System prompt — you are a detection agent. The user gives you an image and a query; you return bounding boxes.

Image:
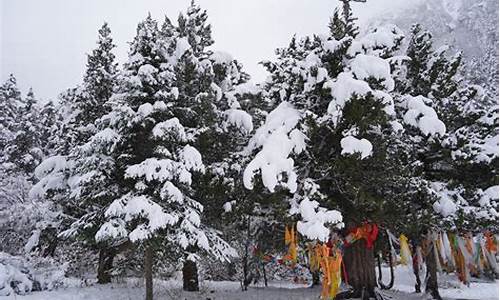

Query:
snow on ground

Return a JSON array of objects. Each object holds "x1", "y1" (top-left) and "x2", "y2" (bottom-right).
[
  {"x1": 380, "y1": 266, "x2": 499, "y2": 300},
  {"x1": 8, "y1": 266, "x2": 499, "y2": 300}
]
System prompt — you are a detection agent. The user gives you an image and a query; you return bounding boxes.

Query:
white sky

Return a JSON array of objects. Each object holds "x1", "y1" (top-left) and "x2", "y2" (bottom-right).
[{"x1": 0, "y1": 0, "x2": 417, "y2": 101}]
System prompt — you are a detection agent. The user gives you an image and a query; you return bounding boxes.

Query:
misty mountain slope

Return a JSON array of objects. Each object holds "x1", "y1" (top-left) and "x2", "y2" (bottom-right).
[{"x1": 370, "y1": 0, "x2": 498, "y2": 100}]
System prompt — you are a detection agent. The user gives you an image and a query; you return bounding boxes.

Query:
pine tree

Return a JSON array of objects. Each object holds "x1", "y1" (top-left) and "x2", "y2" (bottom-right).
[
  {"x1": 38, "y1": 100, "x2": 60, "y2": 156},
  {"x1": 0, "y1": 76, "x2": 41, "y2": 205},
  {"x1": 57, "y1": 22, "x2": 118, "y2": 153},
  {"x1": 31, "y1": 22, "x2": 119, "y2": 283},
  {"x1": 0, "y1": 74, "x2": 22, "y2": 156},
  {"x1": 158, "y1": 2, "x2": 256, "y2": 290},
  {"x1": 4, "y1": 88, "x2": 43, "y2": 181},
  {"x1": 244, "y1": 6, "x2": 409, "y2": 296},
  {"x1": 177, "y1": 0, "x2": 214, "y2": 56},
  {"x1": 52, "y1": 10, "x2": 238, "y2": 296},
  {"x1": 390, "y1": 23, "x2": 498, "y2": 296}
]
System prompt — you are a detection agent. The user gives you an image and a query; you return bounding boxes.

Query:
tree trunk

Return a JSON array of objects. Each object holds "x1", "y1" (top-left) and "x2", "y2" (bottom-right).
[
  {"x1": 182, "y1": 259, "x2": 199, "y2": 291},
  {"x1": 413, "y1": 255, "x2": 422, "y2": 293},
  {"x1": 145, "y1": 245, "x2": 153, "y2": 300},
  {"x1": 412, "y1": 244, "x2": 422, "y2": 293},
  {"x1": 311, "y1": 271, "x2": 321, "y2": 287},
  {"x1": 343, "y1": 239, "x2": 376, "y2": 299},
  {"x1": 242, "y1": 244, "x2": 249, "y2": 291},
  {"x1": 425, "y1": 243, "x2": 442, "y2": 300},
  {"x1": 97, "y1": 247, "x2": 116, "y2": 284},
  {"x1": 261, "y1": 262, "x2": 268, "y2": 287}
]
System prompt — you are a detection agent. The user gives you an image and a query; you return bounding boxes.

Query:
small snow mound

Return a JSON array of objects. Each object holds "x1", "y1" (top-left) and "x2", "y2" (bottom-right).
[
  {"x1": 350, "y1": 54, "x2": 395, "y2": 91},
  {"x1": 402, "y1": 95, "x2": 446, "y2": 136},
  {"x1": 479, "y1": 186, "x2": 499, "y2": 207},
  {"x1": 225, "y1": 109, "x2": 253, "y2": 134},
  {"x1": 325, "y1": 72, "x2": 372, "y2": 123},
  {"x1": 296, "y1": 198, "x2": 343, "y2": 242},
  {"x1": 210, "y1": 51, "x2": 233, "y2": 65},
  {"x1": 340, "y1": 136, "x2": 373, "y2": 159}
]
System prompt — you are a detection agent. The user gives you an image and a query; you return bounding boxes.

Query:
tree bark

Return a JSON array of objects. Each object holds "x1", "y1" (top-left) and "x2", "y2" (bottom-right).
[
  {"x1": 413, "y1": 256, "x2": 422, "y2": 293},
  {"x1": 425, "y1": 242, "x2": 442, "y2": 300},
  {"x1": 182, "y1": 259, "x2": 199, "y2": 291},
  {"x1": 261, "y1": 262, "x2": 268, "y2": 287},
  {"x1": 343, "y1": 239, "x2": 376, "y2": 299},
  {"x1": 97, "y1": 247, "x2": 116, "y2": 284},
  {"x1": 145, "y1": 245, "x2": 153, "y2": 300},
  {"x1": 311, "y1": 271, "x2": 321, "y2": 287}
]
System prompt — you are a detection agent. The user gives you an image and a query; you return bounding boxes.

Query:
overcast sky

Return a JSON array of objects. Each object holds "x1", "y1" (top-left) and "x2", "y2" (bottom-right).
[{"x1": 1, "y1": 0, "x2": 418, "y2": 102}]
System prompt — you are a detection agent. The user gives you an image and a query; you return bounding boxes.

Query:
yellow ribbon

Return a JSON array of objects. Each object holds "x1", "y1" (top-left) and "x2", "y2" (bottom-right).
[
  {"x1": 284, "y1": 225, "x2": 297, "y2": 266},
  {"x1": 399, "y1": 234, "x2": 412, "y2": 265},
  {"x1": 320, "y1": 249, "x2": 342, "y2": 300}
]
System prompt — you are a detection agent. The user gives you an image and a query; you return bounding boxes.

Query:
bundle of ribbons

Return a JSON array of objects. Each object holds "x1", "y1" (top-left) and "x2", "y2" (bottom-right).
[
  {"x1": 344, "y1": 223, "x2": 379, "y2": 249},
  {"x1": 283, "y1": 225, "x2": 298, "y2": 267},
  {"x1": 385, "y1": 230, "x2": 498, "y2": 285},
  {"x1": 307, "y1": 242, "x2": 343, "y2": 300},
  {"x1": 277, "y1": 224, "x2": 497, "y2": 299}
]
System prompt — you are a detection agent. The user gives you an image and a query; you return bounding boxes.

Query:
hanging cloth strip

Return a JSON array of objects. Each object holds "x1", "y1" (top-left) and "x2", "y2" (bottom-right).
[
  {"x1": 436, "y1": 232, "x2": 447, "y2": 267},
  {"x1": 344, "y1": 223, "x2": 379, "y2": 249},
  {"x1": 485, "y1": 231, "x2": 498, "y2": 253},
  {"x1": 415, "y1": 245, "x2": 425, "y2": 276},
  {"x1": 399, "y1": 234, "x2": 412, "y2": 266},
  {"x1": 483, "y1": 231, "x2": 499, "y2": 274},
  {"x1": 320, "y1": 249, "x2": 342, "y2": 300},
  {"x1": 465, "y1": 235, "x2": 478, "y2": 276},
  {"x1": 386, "y1": 230, "x2": 399, "y2": 265},
  {"x1": 308, "y1": 242, "x2": 323, "y2": 272},
  {"x1": 442, "y1": 232, "x2": 455, "y2": 270},
  {"x1": 432, "y1": 234, "x2": 443, "y2": 273},
  {"x1": 455, "y1": 235, "x2": 471, "y2": 284},
  {"x1": 284, "y1": 225, "x2": 298, "y2": 266}
]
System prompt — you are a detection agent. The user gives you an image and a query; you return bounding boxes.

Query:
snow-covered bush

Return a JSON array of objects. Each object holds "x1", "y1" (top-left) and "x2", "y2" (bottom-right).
[{"x1": 0, "y1": 252, "x2": 67, "y2": 296}]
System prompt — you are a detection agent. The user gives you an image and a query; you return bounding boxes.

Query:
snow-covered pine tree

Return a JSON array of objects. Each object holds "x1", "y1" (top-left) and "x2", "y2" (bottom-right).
[
  {"x1": 395, "y1": 23, "x2": 498, "y2": 232},
  {"x1": 55, "y1": 10, "x2": 237, "y2": 297},
  {"x1": 54, "y1": 22, "x2": 117, "y2": 154},
  {"x1": 3, "y1": 88, "x2": 43, "y2": 182},
  {"x1": 155, "y1": 2, "x2": 257, "y2": 290},
  {"x1": 0, "y1": 74, "x2": 22, "y2": 163},
  {"x1": 0, "y1": 76, "x2": 42, "y2": 207},
  {"x1": 38, "y1": 100, "x2": 60, "y2": 156},
  {"x1": 244, "y1": 1, "x2": 411, "y2": 296},
  {"x1": 31, "y1": 22, "x2": 119, "y2": 283},
  {"x1": 390, "y1": 22, "x2": 498, "y2": 297}
]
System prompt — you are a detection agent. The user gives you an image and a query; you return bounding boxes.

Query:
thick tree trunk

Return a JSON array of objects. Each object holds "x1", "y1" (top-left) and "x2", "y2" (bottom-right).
[
  {"x1": 182, "y1": 259, "x2": 199, "y2": 291},
  {"x1": 145, "y1": 245, "x2": 153, "y2": 300},
  {"x1": 343, "y1": 239, "x2": 376, "y2": 299},
  {"x1": 425, "y1": 243, "x2": 442, "y2": 300},
  {"x1": 97, "y1": 247, "x2": 116, "y2": 284}
]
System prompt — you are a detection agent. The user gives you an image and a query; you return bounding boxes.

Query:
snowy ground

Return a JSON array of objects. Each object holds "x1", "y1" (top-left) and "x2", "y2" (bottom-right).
[{"x1": 6, "y1": 267, "x2": 498, "y2": 300}]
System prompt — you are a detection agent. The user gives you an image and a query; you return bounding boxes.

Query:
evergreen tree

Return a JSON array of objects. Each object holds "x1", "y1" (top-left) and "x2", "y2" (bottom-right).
[
  {"x1": 41, "y1": 9, "x2": 239, "y2": 297},
  {"x1": 391, "y1": 23, "x2": 498, "y2": 296},
  {"x1": 244, "y1": 6, "x2": 409, "y2": 296},
  {"x1": 56, "y1": 22, "x2": 118, "y2": 153},
  {"x1": 0, "y1": 74, "x2": 22, "y2": 156},
  {"x1": 177, "y1": 0, "x2": 214, "y2": 56},
  {"x1": 31, "y1": 22, "x2": 119, "y2": 283},
  {"x1": 4, "y1": 88, "x2": 43, "y2": 181}
]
